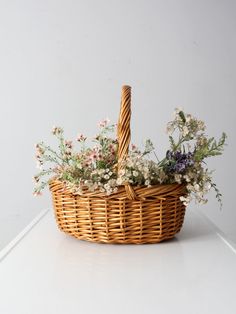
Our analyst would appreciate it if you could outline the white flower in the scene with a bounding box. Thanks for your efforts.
[180,195,191,206]
[133,171,139,177]
[116,178,123,185]
[109,179,117,187]
[186,114,192,123]
[197,120,206,131]
[174,174,182,184]
[183,174,191,182]
[36,161,43,169]
[199,198,208,205]
[166,122,175,135]
[187,183,194,191]
[98,169,105,175]
[182,126,189,136]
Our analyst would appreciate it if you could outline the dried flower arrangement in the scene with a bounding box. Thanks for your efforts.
[34,108,226,208]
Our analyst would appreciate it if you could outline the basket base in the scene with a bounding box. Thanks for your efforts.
[54,210,186,244]
[57,227,185,244]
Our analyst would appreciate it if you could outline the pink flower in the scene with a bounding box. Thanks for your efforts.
[89,153,96,160]
[89,149,98,160]
[53,166,61,173]
[33,191,42,196]
[83,157,92,167]
[98,118,110,128]
[65,140,73,149]
[77,134,87,142]
[64,150,72,157]
[52,126,63,135]
[33,176,40,183]
[35,143,45,156]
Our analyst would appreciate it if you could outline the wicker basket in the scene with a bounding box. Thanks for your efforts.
[49,86,186,244]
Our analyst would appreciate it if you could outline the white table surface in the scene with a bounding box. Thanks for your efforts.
[0,209,236,314]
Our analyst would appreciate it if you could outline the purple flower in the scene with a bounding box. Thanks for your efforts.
[175,163,186,172]
[165,150,194,174]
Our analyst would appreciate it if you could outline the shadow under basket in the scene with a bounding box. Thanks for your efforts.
[49,85,187,244]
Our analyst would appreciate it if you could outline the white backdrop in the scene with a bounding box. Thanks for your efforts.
[0,0,235,249]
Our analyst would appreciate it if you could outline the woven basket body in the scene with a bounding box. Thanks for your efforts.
[50,86,186,244]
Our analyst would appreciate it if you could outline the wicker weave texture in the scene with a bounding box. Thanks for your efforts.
[49,86,186,244]
[50,181,186,244]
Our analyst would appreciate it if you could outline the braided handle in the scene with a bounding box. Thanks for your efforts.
[117,85,132,175]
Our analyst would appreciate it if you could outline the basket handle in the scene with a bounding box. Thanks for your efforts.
[117,85,131,174]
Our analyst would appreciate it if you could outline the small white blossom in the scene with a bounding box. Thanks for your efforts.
[182,126,189,136]
[116,178,123,185]
[166,122,175,135]
[174,174,182,184]
[180,196,191,206]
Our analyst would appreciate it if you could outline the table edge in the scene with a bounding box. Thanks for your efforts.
[0,209,49,262]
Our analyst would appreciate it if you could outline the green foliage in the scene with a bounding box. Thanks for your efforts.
[194,132,227,162]
[168,136,176,150]
[143,139,155,155]
[211,182,223,210]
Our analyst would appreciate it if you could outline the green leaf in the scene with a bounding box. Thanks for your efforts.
[169,136,175,150]
[211,182,223,210]
[179,111,186,123]
[143,139,155,155]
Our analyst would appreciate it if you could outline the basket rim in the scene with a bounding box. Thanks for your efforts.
[49,179,186,200]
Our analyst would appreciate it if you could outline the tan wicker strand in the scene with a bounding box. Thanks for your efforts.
[49,85,187,244]
[117,85,131,175]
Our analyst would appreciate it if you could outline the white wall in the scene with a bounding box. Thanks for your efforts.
[0,0,235,249]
